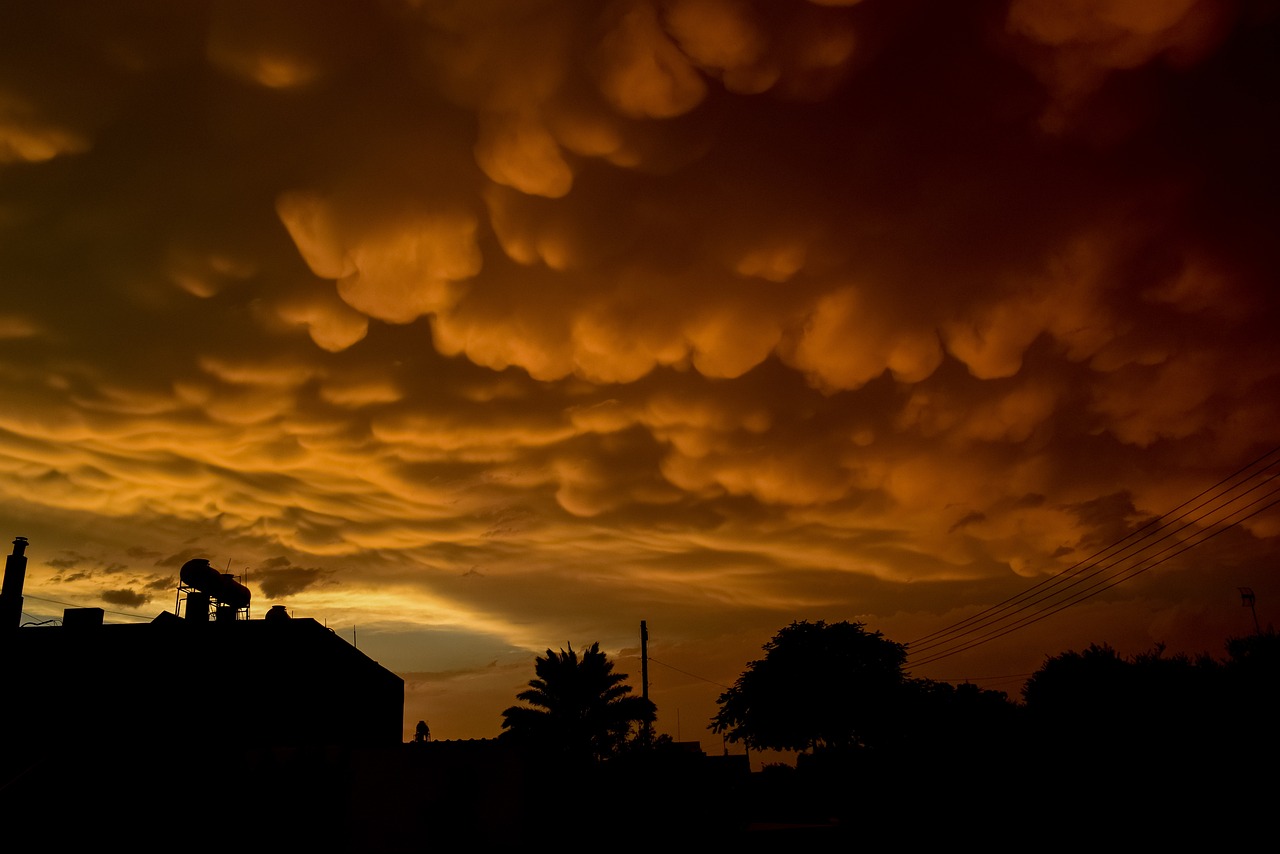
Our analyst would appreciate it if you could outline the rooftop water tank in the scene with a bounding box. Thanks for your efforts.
[179,558,250,611]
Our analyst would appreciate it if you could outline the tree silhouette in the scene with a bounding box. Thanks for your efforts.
[711,620,909,753]
[1022,641,1219,738]
[500,642,655,762]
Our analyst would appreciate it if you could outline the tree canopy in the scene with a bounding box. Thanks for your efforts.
[501,642,655,762]
[710,620,910,753]
[1021,634,1279,765]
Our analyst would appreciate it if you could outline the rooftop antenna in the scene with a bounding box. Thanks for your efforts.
[1240,587,1261,634]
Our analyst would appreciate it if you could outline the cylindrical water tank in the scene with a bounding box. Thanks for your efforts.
[215,572,251,610]
[180,558,220,592]
[179,559,250,610]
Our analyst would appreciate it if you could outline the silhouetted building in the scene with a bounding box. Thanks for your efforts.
[0,538,403,846]
[2,608,403,753]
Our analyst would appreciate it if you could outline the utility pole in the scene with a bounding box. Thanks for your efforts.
[640,620,651,744]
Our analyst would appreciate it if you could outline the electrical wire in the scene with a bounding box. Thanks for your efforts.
[911,473,1280,659]
[907,445,1280,667]
[910,480,1280,664]
[909,445,1280,650]
[634,654,733,690]
[17,591,155,622]
[910,485,1280,667]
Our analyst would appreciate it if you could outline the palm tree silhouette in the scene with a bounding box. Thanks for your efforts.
[501,642,655,762]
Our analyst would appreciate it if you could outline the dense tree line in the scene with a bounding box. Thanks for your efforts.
[495,623,1277,842]
[704,620,1278,839]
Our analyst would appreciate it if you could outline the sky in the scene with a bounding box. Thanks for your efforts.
[2,0,1278,750]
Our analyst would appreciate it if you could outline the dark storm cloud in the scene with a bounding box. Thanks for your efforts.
[156,549,210,569]
[101,588,150,609]
[256,565,330,599]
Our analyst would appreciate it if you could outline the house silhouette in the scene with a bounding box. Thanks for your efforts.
[0,537,403,847]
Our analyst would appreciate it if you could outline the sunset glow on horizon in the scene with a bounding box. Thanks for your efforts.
[3,0,1278,747]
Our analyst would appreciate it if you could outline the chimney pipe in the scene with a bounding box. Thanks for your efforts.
[1,536,30,631]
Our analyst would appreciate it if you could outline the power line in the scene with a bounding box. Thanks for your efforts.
[912,473,1280,661]
[909,445,1280,651]
[643,655,733,690]
[910,478,1280,665]
[18,591,155,623]
[907,445,1280,667]
[933,671,1036,687]
[911,485,1280,668]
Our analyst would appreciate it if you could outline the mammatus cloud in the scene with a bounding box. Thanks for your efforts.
[1,0,1277,742]
[1006,0,1236,133]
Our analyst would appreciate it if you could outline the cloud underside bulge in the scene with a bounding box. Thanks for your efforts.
[0,0,1277,642]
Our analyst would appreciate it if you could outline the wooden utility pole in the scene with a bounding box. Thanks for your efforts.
[640,620,651,743]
